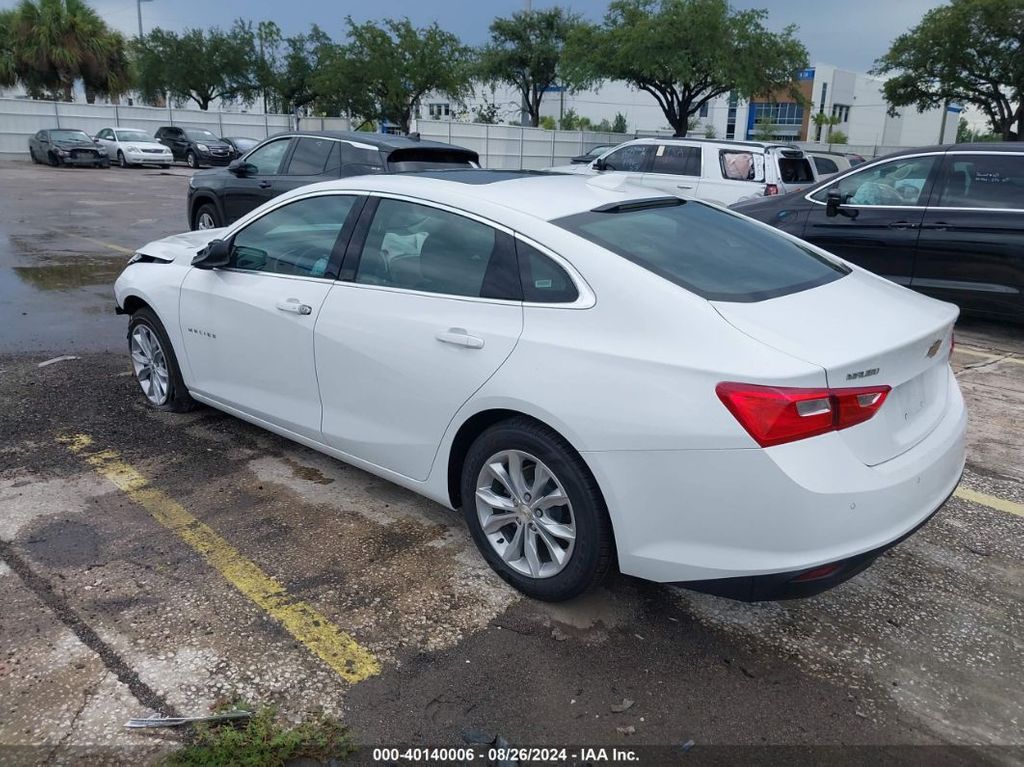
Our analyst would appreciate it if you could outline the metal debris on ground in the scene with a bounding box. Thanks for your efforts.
[37,355,81,368]
[615,725,636,735]
[681,739,696,752]
[125,710,253,729]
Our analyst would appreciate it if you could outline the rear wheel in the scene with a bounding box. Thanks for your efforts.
[193,203,220,231]
[461,417,614,601]
[128,307,197,412]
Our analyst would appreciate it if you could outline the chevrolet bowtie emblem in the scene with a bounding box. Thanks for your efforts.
[926,339,942,358]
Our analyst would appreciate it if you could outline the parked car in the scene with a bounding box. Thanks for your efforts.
[116,170,965,602]
[222,136,260,158]
[805,150,853,178]
[186,131,479,230]
[94,127,173,168]
[154,126,233,168]
[29,129,109,168]
[548,138,817,205]
[730,143,1024,321]
[846,152,867,166]
[569,144,619,164]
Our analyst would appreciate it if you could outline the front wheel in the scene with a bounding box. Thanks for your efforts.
[461,417,614,601]
[128,307,197,412]
[186,151,198,169]
[118,151,129,168]
[192,203,220,231]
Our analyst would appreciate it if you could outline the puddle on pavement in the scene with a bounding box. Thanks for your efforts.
[13,255,125,291]
[283,457,336,485]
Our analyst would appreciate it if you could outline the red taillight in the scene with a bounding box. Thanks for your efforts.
[791,563,843,582]
[716,382,890,448]
[764,183,779,196]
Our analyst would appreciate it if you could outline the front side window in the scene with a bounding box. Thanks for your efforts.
[229,195,357,278]
[936,155,1024,209]
[555,199,848,302]
[355,199,517,299]
[651,145,701,177]
[601,144,655,172]
[813,155,938,206]
[285,137,340,176]
[244,139,291,176]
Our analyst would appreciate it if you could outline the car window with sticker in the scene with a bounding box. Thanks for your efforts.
[813,156,938,206]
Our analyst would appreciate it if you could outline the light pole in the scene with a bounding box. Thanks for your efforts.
[137,0,155,38]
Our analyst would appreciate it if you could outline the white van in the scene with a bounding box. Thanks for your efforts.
[549,137,817,206]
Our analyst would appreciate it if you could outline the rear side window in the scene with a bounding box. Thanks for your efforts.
[516,241,579,303]
[286,137,339,176]
[813,156,839,175]
[554,200,848,302]
[720,150,764,182]
[651,145,701,176]
[778,157,815,183]
[937,155,1024,209]
[384,148,476,172]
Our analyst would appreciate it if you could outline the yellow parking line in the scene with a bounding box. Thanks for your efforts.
[59,433,380,683]
[54,231,135,255]
[954,487,1024,518]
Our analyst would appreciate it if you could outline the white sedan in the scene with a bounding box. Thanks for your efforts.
[94,127,173,168]
[114,171,966,602]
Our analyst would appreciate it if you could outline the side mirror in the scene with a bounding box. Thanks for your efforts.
[228,158,252,176]
[192,239,231,269]
[592,159,607,172]
[825,187,842,218]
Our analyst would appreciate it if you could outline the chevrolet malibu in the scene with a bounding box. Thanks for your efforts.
[113,170,966,602]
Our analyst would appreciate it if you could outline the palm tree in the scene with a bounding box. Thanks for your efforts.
[10,0,129,101]
[0,10,17,87]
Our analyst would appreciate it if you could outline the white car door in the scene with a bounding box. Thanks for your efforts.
[640,143,703,198]
[592,143,656,188]
[178,193,362,439]
[315,196,524,481]
[96,128,116,157]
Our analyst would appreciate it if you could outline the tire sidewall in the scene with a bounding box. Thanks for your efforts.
[127,308,193,412]
[461,421,611,601]
[118,151,128,168]
[186,151,197,168]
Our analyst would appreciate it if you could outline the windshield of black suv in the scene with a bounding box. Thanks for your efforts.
[185,129,220,142]
[50,130,92,142]
[555,199,849,302]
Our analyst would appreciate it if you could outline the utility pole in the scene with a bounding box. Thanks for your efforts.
[137,0,154,38]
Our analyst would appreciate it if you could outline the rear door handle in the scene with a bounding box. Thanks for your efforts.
[920,222,949,231]
[676,184,694,190]
[276,299,312,315]
[435,328,484,349]
[258,180,272,189]
[887,221,918,230]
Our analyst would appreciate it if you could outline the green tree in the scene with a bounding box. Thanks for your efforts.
[828,130,848,144]
[703,122,717,138]
[133,21,258,110]
[752,111,776,141]
[872,0,1024,141]
[8,0,130,101]
[538,115,557,129]
[0,9,18,87]
[564,0,807,137]
[272,26,338,115]
[812,111,841,142]
[478,7,590,128]
[316,17,473,133]
[473,101,501,124]
[611,112,628,133]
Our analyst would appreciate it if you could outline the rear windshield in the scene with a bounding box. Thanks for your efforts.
[385,148,478,172]
[554,200,849,302]
[779,157,815,183]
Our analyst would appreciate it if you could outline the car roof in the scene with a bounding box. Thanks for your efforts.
[261,130,473,153]
[628,136,801,151]
[873,142,1024,159]
[300,169,668,222]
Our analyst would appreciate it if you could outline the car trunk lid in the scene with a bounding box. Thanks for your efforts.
[711,270,957,465]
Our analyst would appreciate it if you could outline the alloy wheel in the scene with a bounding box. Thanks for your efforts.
[196,211,216,230]
[475,450,576,579]
[130,324,170,406]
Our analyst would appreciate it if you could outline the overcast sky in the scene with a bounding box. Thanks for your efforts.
[1,0,945,73]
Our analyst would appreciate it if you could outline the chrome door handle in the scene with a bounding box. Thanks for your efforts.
[676,184,693,190]
[435,328,484,349]
[276,299,312,315]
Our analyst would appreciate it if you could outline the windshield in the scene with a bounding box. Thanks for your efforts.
[115,130,152,142]
[555,199,849,302]
[50,130,91,142]
[185,129,220,141]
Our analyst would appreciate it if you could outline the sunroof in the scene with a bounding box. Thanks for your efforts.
[406,169,566,185]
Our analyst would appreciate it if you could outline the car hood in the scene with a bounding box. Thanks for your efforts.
[139,229,226,264]
[124,140,169,150]
[546,163,596,175]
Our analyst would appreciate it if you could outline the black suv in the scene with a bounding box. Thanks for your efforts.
[186,131,479,230]
[730,143,1024,321]
[155,126,233,168]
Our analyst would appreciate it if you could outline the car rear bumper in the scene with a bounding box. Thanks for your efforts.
[582,368,967,592]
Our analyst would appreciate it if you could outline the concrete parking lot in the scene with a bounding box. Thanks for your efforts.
[0,160,1022,764]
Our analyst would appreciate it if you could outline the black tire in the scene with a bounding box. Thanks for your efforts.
[461,417,614,601]
[47,151,59,167]
[29,148,40,164]
[186,150,198,169]
[118,151,129,169]
[192,202,221,231]
[127,307,198,413]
